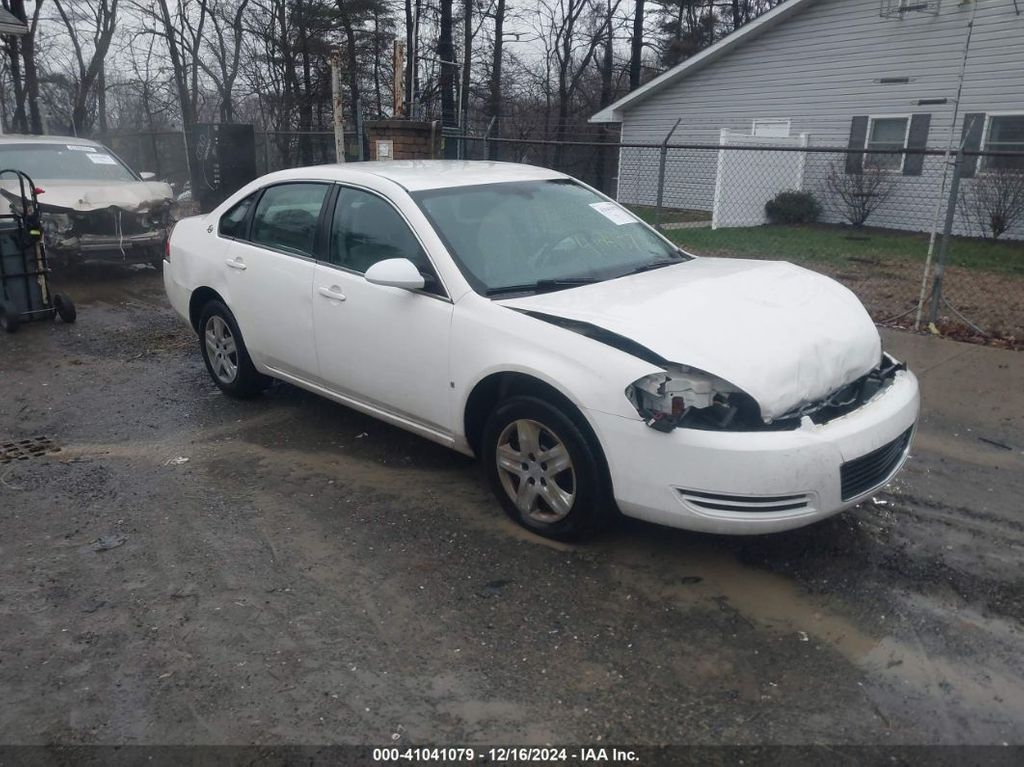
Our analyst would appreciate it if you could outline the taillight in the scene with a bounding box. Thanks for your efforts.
[164,223,175,262]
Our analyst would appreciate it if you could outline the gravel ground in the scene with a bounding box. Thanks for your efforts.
[0,265,1022,747]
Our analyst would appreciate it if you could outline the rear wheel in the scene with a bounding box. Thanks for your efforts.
[198,300,269,398]
[1,301,20,333]
[482,395,614,541]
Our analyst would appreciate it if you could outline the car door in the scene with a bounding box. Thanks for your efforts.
[312,185,454,435]
[222,181,330,380]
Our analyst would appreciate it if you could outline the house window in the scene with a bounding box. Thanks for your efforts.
[865,116,910,171]
[983,115,1024,172]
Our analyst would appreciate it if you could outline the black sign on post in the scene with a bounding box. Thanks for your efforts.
[190,124,257,212]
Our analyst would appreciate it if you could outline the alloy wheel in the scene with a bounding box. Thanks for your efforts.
[495,418,576,524]
[204,315,239,384]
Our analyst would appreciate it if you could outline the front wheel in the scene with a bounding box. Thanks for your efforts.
[481,395,614,541]
[198,300,270,398]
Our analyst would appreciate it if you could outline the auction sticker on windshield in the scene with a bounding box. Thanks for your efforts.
[589,201,637,226]
[66,144,96,152]
[86,154,118,165]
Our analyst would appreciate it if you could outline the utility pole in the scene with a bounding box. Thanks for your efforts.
[331,50,346,163]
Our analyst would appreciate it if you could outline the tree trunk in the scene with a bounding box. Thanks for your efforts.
[412,0,421,109]
[597,3,615,194]
[6,31,27,132]
[460,0,471,135]
[439,0,457,129]
[97,64,108,134]
[341,17,361,137]
[373,11,383,117]
[629,0,644,90]
[487,0,505,158]
[404,0,414,113]
[11,0,42,133]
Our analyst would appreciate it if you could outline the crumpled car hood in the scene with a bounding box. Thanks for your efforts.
[1,179,174,213]
[500,257,882,421]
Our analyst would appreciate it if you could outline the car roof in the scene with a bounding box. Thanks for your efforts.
[262,160,569,192]
[0,134,105,148]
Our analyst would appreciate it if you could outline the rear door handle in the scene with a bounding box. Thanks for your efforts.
[318,285,346,302]
[225,257,247,271]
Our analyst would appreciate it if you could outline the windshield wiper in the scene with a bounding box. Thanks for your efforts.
[620,256,689,276]
[485,277,600,296]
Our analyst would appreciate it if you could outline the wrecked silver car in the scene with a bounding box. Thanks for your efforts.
[0,135,178,268]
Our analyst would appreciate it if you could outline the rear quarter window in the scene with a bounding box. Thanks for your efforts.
[219,193,257,239]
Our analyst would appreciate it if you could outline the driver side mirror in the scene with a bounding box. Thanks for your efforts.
[139,171,157,181]
[364,258,426,291]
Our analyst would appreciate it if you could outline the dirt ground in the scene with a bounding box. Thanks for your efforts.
[1,265,1023,747]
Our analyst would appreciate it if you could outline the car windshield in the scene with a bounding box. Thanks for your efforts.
[0,143,137,183]
[412,179,689,295]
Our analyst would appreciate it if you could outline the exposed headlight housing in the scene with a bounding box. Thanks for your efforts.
[626,365,755,432]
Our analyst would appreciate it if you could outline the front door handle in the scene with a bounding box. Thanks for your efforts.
[225,257,247,271]
[318,285,347,302]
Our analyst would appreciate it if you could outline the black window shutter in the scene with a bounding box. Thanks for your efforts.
[902,114,931,176]
[959,113,986,179]
[846,116,869,174]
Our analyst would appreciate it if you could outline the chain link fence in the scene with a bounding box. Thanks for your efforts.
[96,129,360,194]
[87,128,1022,346]
[456,134,1024,347]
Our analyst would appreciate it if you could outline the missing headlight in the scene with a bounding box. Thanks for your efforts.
[626,366,762,432]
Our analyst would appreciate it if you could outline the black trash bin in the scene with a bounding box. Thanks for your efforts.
[0,169,76,333]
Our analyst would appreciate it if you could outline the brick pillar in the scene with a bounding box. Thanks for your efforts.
[364,120,442,160]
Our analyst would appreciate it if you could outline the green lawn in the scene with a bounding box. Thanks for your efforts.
[665,223,1024,275]
[625,205,711,226]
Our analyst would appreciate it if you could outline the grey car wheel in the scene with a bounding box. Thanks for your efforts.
[204,314,239,385]
[197,299,270,398]
[495,418,577,524]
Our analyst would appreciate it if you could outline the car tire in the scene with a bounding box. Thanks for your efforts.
[1,301,20,333]
[481,395,615,541]
[198,300,270,398]
[53,294,77,323]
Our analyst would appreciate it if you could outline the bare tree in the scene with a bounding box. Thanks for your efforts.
[438,0,456,128]
[51,0,119,135]
[824,163,896,228]
[197,0,250,122]
[487,0,506,154]
[629,0,644,90]
[7,0,44,133]
[960,168,1024,241]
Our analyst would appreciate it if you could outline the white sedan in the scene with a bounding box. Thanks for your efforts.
[164,161,919,540]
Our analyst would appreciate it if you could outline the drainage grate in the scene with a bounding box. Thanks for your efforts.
[0,436,61,463]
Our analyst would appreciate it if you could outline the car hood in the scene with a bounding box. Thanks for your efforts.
[1,179,174,213]
[500,257,882,421]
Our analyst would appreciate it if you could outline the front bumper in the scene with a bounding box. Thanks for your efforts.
[588,370,920,534]
[48,231,168,264]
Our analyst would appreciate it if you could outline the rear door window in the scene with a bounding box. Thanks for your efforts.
[249,183,330,257]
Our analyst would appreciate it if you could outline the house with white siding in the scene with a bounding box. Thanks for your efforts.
[591,0,1024,236]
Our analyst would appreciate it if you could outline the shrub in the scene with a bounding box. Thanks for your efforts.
[959,167,1024,240]
[824,163,895,227]
[764,190,822,225]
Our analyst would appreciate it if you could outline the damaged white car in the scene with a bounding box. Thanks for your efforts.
[0,135,177,267]
[164,161,919,540]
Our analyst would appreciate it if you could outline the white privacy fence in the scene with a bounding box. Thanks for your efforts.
[711,130,809,229]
